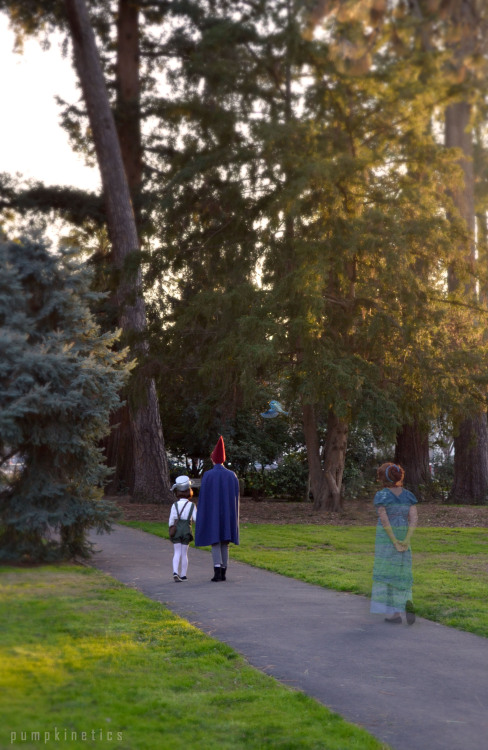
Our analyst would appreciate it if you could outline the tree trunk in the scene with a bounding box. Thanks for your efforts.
[65,0,173,502]
[302,404,348,512]
[445,100,488,503]
[445,101,475,292]
[394,421,430,497]
[450,412,488,504]
[102,0,143,495]
[115,0,143,224]
[102,403,134,495]
[322,410,348,512]
[302,403,328,509]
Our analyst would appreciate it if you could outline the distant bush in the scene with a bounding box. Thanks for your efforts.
[245,452,308,500]
[428,455,455,502]
[341,428,380,500]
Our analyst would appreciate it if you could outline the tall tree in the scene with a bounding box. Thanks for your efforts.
[64,0,173,502]
[115,0,143,215]
[0,0,175,501]
[148,0,473,512]
[441,0,488,503]
[445,96,488,502]
[102,0,143,495]
[312,0,488,501]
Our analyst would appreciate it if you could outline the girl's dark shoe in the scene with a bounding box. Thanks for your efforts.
[220,567,227,581]
[406,600,416,625]
[211,566,222,582]
[384,615,402,624]
[173,573,181,582]
[179,576,188,581]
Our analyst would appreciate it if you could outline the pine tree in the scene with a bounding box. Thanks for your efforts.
[0,238,130,561]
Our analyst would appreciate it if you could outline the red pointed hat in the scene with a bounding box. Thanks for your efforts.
[211,435,226,464]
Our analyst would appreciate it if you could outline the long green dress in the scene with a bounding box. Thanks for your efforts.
[370,487,418,615]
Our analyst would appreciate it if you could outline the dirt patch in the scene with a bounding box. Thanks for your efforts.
[111,496,488,528]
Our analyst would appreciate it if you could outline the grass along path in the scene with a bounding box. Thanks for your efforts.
[1,565,388,750]
[125,522,488,639]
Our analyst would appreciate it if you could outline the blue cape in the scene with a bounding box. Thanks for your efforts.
[194,464,240,546]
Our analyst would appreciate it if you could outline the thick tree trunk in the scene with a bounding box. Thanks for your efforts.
[445,101,475,292]
[302,403,328,509]
[102,0,143,495]
[65,0,173,502]
[322,410,348,512]
[115,0,143,223]
[394,421,430,497]
[102,403,134,495]
[450,412,488,504]
[445,100,488,503]
[302,404,348,512]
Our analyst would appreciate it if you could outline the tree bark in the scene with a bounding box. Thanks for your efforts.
[102,0,143,495]
[450,412,488,504]
[103,402,134,495]
[302,404,348,512]
[115,0,143,223]
[445,100,475,292]
[302,403,328,509]
[394,421,430,497]
[445,100,488,503]
[65,0,173,502]
[322,410,348,512]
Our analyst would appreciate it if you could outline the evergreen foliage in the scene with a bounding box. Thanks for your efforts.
[0,175,106,229]
[143,0,488,504]
[3,1,488,504]
[0,238,130,561]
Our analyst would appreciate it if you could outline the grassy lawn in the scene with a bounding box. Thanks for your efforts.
[125,522,488,638]
[0,565,388,750]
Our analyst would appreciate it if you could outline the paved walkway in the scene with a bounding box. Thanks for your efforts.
[89,525,488,750]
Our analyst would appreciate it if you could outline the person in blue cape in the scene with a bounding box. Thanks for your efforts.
[195,435,240,582]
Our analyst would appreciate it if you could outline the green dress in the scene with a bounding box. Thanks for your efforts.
[370,487,418,615]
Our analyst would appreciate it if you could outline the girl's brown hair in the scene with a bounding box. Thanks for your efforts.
[176,488,193,500]
[377,462,405,487]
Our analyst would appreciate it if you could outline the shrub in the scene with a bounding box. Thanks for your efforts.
[245,452,308,500]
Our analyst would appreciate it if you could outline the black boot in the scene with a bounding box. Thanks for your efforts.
[211,566,222,582]
[220,567,227,581]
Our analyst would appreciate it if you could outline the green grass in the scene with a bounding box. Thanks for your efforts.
[125,521,488,638]
[0,565,388,750]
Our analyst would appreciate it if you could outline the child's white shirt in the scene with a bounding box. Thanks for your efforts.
[169,498,197,526]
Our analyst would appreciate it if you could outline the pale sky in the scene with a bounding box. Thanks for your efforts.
[0,14,99,191]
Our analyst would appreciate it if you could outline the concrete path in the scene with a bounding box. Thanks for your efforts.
[89,525,488,750]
